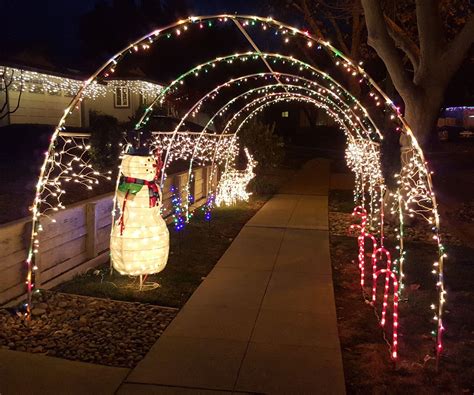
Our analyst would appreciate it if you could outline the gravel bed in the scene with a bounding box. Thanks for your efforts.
[0,291,177,368]
[449,201,474,223]
[329,211,462,245]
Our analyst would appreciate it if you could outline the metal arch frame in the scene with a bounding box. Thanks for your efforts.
[157,51,385,189]
[201,93,379,215]
[171,77,378,219]
[25,16,443,360]
[137,51,379,137]
[177,79,377,217]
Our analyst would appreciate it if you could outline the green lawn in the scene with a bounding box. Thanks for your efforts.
[54,197,268,307]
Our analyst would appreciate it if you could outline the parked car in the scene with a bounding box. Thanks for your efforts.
[437,106,474,141]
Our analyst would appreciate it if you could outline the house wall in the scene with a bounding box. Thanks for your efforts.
[0,87,8,127]
[0,166,214,306]
[8,90,81,127]
[189,112,216,132]
[84,89,142,125]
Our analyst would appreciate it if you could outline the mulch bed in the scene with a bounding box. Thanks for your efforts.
[329,211,462,246]
[329,195,474,393]
[0,291,177,368]
[449,201,474,224]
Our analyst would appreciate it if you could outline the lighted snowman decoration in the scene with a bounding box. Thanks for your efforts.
[110,151,169,278]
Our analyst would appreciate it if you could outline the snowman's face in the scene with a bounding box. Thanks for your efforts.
[121,154,156,181]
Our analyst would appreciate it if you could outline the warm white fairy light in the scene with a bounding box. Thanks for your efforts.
[345,139,384,226]
[150,131,238,166]
[21,14,446,365]
[33,132,112,219]
[0,66,162,101]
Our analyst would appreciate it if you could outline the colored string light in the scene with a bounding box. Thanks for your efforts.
[22,14,446,365]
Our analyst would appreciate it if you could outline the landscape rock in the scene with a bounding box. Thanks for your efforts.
[31,308,47,317]
[0,291,177,368]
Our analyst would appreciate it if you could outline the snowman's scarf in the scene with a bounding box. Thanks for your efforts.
[117,176,160,235]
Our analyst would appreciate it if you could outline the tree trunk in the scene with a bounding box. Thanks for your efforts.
[400,89,443,150]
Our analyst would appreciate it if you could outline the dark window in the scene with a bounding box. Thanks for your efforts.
[114,87,129,108]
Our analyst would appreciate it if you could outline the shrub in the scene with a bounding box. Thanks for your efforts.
[248,177,278,196]
[88,111,123,172]
[238,118,284,173]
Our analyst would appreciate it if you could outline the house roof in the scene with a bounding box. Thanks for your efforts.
[0,59,166,87]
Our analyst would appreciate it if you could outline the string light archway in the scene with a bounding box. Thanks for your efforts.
[25,14,446,365]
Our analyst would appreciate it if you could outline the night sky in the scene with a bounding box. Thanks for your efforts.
[1,0,471,104]
[1,0,263,62]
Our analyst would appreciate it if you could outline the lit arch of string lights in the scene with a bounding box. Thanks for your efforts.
[182,86,378,200]
[179,74,374,168]
[182,88,377,219]
[184,83,379,213]
[139,53,383,211]
[135,51,381,140]
[159,70,383,215]
[25,14,446,365]
[149,73,379,220]
[206,93,373,200]
[150,71,379,169]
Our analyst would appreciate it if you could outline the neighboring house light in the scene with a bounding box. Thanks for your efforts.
[282,111,289,117]
[0,66,163,101]
[110,80,162,98]
[0,64,165,126]
[1,66,107,99]
[114,87,130,108]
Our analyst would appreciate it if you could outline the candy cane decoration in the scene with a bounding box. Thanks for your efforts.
[373,268,399,359]
[350,206,377,287]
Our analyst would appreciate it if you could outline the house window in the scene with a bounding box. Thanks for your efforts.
[140,93,148,106]
[114,87,130,108]
[282,111,289,118]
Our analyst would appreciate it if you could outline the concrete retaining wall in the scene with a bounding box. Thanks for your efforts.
[0,166,212,306]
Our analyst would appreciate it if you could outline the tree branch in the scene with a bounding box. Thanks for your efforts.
[385,15,420,73]
[0,87,22,120]
[300,0,326,40]
[289,0,304,14]
[361,0,415,98]
[325,10,350,55]
[350,0,364,61]
[416,0,445,59]
[0,69,24,120]
[442,13,474,84]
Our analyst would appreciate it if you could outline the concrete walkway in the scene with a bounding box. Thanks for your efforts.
[0,348,129,394]
[120,159,345,394]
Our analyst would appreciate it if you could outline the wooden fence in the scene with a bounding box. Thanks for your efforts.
[0,166,213,306]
